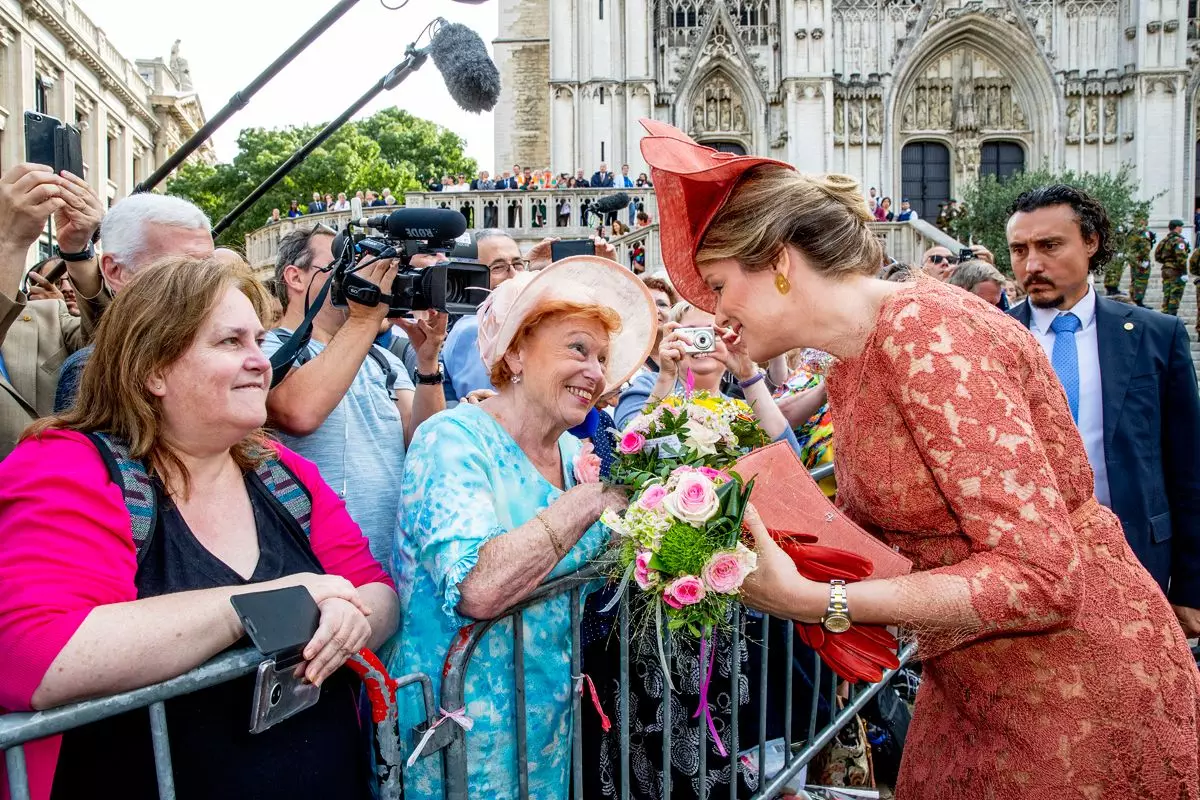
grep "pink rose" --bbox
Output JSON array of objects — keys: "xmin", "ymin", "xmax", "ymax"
[
  {"xmin": 619, "ymin": 430, "xmax": 646, "ymax": 455},
  {"xmin": 696, "ymin": 466, "xmax": 730, "ymax": 484},
  {"xmin": 634, "ymin": 550, "xmax": 658, "ymax": 590},
  {"xmin": 639, "ymin": 484, "xmax": 668, "ymax": 510},
  {"xmin": 573, "ymin": 442, "xmax": 602, "ymax": 484},
  {"xmin": 663, "ymin": 473, "xmax": 719, "ymax": 524},
  {"xmin": 702, "ymin": 551, "xmax": 749, "ymax": 594},
  {"xmin": 664, "ymin": 575, "xmax": 706, "ymax": 607}
]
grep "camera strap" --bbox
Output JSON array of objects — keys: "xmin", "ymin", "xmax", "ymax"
[{"xmin": 268, "ymin": 275, "xmax": 333, "ymax": 389}]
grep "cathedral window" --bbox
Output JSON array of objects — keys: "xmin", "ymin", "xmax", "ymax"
[{"xmin": 599, "ymin": 0, "xmax": 604, "ymax": 19}]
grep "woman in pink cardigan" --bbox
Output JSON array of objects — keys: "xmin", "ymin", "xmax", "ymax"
[{"xmin": 0, "ymin": 256, "xmax": 398, "ymax": 800}]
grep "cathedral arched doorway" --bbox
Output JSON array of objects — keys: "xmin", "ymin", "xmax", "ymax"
[
  {"xmin": 901, "ymin": 141, "xmax": 951, "ymax": 220},
  {"xmin": 708, "ymin": 141, "xmax": 747, "ymax": 155},
  {"xmin": 980, "ymin": 141, "xmax": 1025, "ymax": 181}
]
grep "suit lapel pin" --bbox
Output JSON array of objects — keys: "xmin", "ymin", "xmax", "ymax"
[{"xmin": 1123, "ymin": 322, "xmax": 1135, "ymax": 331}]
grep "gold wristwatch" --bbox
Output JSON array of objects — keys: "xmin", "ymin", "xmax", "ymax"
[{"xmin": 820, "ymin": 579, "xmax": 852, "ymax": 633}]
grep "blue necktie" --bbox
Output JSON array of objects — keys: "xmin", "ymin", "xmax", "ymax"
[{"xmin": 1050, "ymin": 312, "xmax": 1082, "ymax": 422}]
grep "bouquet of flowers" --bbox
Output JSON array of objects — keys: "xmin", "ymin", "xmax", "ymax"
[
  {"xmin": 600, "ymin": 464, "xmax": 756, "ymax": 640},
  {"xmin": 610, "ymin": 388, "xmax": 768, "ymax": 488}
]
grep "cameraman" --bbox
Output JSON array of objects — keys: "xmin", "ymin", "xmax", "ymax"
[{"xmin": 264, "ymin": 226, "xmax": 447, "ymax": 566}]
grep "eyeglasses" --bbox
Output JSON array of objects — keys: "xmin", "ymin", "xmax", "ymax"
[{"xmin": 489, "ymin": 259, "xmax": 529, "ymax": 275}]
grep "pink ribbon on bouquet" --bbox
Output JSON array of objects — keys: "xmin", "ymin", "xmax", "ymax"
[
  {"xmin": 692, "ymin": 636, "xmax": 727, "ymax": 757},
  {"xmin": 406, "ymin": 707, "xmax": 474, "ymax": 767}
]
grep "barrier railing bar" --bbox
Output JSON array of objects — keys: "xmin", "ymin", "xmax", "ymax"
[
  {"xmin": 728, "ymin": 604, "xmax": 740, "ymax": 800},
  {"xmin": 808, "ymin": 651, "xmax": 821, "ymax": 743},
  {"xmin": 755, "ymin": 643, "xmax": 917, "ymax": 800},
  {"xmin": 757, "ymin": 614, "xmax": 770, "ymax": 792},
  {"xmin": 784, "ymin": 624, "xmax": 794, "ymax": 766},
  {"xmin": 148, "ymin": 701, "xmax": 176, "ymax": 799},
  {"xmin": 571, "ymin": 589, "xmax": 583, "ymax": 800},
  {"xmin": 809, "ymin": 463, "xmax": 835, "ymax": 482},
  {"xmin": 5, "ymin": 745, "xmax": 29, "ymax": 800},
  {"xmin": 513, "ymin": 611, "xmax": 530, "ymax": 799},
  {"xmin": 619, "ymin": 594, "xmax": 630, "ymax": 800},
  {"xmin": 661, "ymin": 620, "xmax": 671, "ymax": 800},
  {"xmin": 0, "ymin": 648, "xmax": 263, "ymax": 748}
]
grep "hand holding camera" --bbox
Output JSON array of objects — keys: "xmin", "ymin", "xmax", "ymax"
[{"xmin": 344, "ymin": 257, "xmax": 398, "ymax": 325}]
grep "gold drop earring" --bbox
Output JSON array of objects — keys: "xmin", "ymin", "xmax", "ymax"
[{"xmin": 774, "ymin": 272, "xmax": 791, "ymax": 295}]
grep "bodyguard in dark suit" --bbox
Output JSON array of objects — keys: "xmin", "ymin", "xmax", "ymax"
[{"xmin": 1005, "ymin": 184, "xmax": 1200, "ymax": 636}]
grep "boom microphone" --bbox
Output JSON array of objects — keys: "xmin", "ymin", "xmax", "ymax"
[
  {"xmin": 590, "ymin": 192, "xmax": 632, "ymax": 215},
  {"xmin": 428, "ymin": 22, "xmax": 501, "ymax": 113},
  {"xmin": 355, "ymin": 208, "xmax": 468, "ymax": 241}
]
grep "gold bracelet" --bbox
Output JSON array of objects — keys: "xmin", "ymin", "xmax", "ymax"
[{"xmin": 535, "ymin": 512, "xmax": 567, "ymax": 559}]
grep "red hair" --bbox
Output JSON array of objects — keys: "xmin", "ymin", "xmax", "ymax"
[{"xmin": 490, "ymin": 299, "xmax": 622, "ymax": 387}]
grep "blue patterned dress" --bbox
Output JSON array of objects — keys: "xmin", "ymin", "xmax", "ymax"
[{"xmin": 386, "ymin": 403, "xmax": 607, "ymax": 799}]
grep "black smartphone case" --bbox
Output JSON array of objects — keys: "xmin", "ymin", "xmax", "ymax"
[{"xmin": 230, "ymin": 586, "xmax": 321, "ymax": 667}]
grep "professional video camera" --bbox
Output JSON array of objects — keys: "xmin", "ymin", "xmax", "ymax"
[{"xmin": 328, "ymin": 207, "xmax": 490, "ymax": 317}]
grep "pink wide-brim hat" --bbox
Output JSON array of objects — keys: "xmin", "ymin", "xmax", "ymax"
[
  {"xmin": 638, "ymin": 118, "xmax": 795, "ymax": 313},
  {"xmin": 477, "ymin": 256, "xmax": 658, "ymax": 393}
]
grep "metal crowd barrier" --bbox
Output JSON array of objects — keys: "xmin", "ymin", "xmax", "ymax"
[
  {"xmin": 423, "ymin": 566, "xmax": 915, "ymax": 800},
  {"xmin": 0, "ymin": 648, "xmax": 435, "ymax": 800},
  {"xmin": 2, "ymin": 459, "xmax": 914, "ymax": 800}
]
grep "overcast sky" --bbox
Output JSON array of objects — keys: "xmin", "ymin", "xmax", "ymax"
[{"xmin": 83, "ymin": 0, "xmax": 499, "ymax": 167}]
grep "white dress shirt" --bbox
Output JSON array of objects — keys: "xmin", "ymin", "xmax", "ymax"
[{"xmin": 1028, "ymin": 285, "xmax": 1111, "ymax": 506}]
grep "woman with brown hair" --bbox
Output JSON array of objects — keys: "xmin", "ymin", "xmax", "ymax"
[
  {"xmin": 0, "ymin": 256, "xmax": 398, "ymax": 800},
  {"xmin": 640, "ymin": 119, "xmax": 1199, "ymax": 798}
]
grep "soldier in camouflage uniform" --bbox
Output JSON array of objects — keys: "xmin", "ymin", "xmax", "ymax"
[
  {"xmin": 1111, "ymin": 212, "xmax": 1154, "ymax": 305},
  {"xmin": 1190, "ymin": 238, "xmax": 1200, "ymax": 334},
  {"xmin": 1154, "ymin": 219, "xmax": 1190, "ymax": 316}
]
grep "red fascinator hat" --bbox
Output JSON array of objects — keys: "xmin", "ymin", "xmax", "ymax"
[{"xmin": 638, "ymin": 119, "xmax": 795, "ymax": 313}]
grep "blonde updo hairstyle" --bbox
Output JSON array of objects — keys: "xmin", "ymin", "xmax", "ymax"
[{"xmin": 696, "ymin": 166, "xmax": 884, "ymax": 279}]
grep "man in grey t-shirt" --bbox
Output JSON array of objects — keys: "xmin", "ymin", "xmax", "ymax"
[{"xmin": 264, "ymin": 225, "xmax": 447, "ymax": 566}]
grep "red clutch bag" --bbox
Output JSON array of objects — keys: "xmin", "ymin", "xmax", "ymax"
[{"xmin": 733, "ymin": 442, "xmax": 912, "ymax": 580}]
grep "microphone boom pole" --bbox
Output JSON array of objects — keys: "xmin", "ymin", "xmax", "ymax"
[
  {"xmin": 135, "ymin": 0, "xmax": 363, "ymax": 195},
  {"xmin": 212, "ymin": 48, "xmax": 429, "ymax": 236}
]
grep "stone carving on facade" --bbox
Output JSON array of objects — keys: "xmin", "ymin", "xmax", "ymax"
[
  {"xmin": 1084, "ymin": 95, "xmax": 1099, "ymax": 142},
  {"xmin": 1065, "ymin": 97, "xmax": 1081, "ymax": 143},
  {"xmin": 1103, "ymin": 96, "xmax": 1117, "ymax": 143},
  {"xmin": 848, "ymin": 98, "xmax": 863, "ymax": 144},
  {"xmin": 691, "ymin": 73, "xmax": 749, "ymax": 135},
  {"xmin": 866, "ymin": 98, "xmax": 882, "ymax": 143},
  {"xmin": 169, "ymin": 40, "xmax": 193, "ymax": 92},
  {"xmin": 956, "ymin": 137, "xmax": 982, "ymax": 177},
  {"xmin": 0, "ymin": 23, "xmax": 15, "ymax": 48},
  {"xmin": 833, "ymin": 96, "xmax": 845, "ymax": 143},
  {"xmin": 34, "ymin": 52, "xmax": 58, "ymax": 87},
  {"xmin": 952, "ymin": 52, "xmax": 978, "ymax": 132},
  {"xmin": 928, "ymin": 0, "xmax": 1021, "ymax": 28}
]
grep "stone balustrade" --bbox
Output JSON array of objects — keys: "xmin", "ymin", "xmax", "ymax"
[{"xmin": 243, "ymin": 188, "xmax": 959, "ymax": 278}]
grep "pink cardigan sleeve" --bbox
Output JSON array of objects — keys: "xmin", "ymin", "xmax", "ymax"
[
  {"xmin": 0, "ymin": 430, "xmax": 138, "ymax": 712},
  {"xmin": 274, "ymin": 444, "xmax": 393, "ymax": 590}
]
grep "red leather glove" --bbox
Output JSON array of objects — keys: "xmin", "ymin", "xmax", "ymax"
[{"xmin": 770, "ymin": 528, "xmax": 901, "ymax": 683}]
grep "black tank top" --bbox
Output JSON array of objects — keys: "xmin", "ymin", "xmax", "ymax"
[{"xmin": 50, "ymin": 473, "xmax": 370, "ymax": 800}]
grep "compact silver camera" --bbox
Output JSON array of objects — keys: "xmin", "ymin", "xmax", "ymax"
[{"xmin": 678, "ymin": 326, "xmax": 716, "ymax": 354}]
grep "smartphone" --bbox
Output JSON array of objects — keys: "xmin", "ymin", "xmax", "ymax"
[
  {"xmin": 248, "ymin": 657, "xmax": 321, "ymax": 734},
  {"xmin": 958, "ymin": 248, "xmax": 974, "ymax": 263},
  {"xmin": 25, "ymin": 111, "xmax": 59, "ymax": 169},
  {"xmin": 55, "ymin": 124, "xmax": 83, "ymax": 178},
  {"xmin": 550, "ymin": 238, "xmax": 594, "ymax": 262}
]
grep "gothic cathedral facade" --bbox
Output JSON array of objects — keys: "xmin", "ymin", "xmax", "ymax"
[{"xmin": 493, "ymin": 0, "xmax": 1199, "ymax": 223}]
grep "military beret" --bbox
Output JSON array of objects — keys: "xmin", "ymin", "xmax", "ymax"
[{"xmin": 1169, "ymin": 219, "xmax": 1185, "ymax": 228}]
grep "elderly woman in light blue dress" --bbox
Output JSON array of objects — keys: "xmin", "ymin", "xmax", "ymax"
[{"xmin": 387, "ymin": 256, "xmax": 657, "ymax": 799}]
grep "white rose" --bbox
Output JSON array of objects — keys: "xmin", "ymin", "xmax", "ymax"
[{"xmin": 683, "ymin": 418, "xmax": 722, "ymax": 457}]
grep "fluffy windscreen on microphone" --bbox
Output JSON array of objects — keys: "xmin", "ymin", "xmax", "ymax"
[
  {"xmin": 429, "ymin": 23, "xmax": 501, "ymax": 113},
  {"xmin": 590, "ymin": 192, "xmax": 632, "ymax": 215}
]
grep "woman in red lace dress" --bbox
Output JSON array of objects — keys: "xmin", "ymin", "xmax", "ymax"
[{"xmin": 640, "ymin": 119, "xmax": 1200, "ymax": 799}]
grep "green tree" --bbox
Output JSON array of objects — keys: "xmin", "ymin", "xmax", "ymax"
[
  {"xmin": 166, "ymin": 108, "xmax": 477, "ymax": 249},
  {"xmin": 949, "ymin": 164, "xmax": 1154, "ymax": 274}
]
